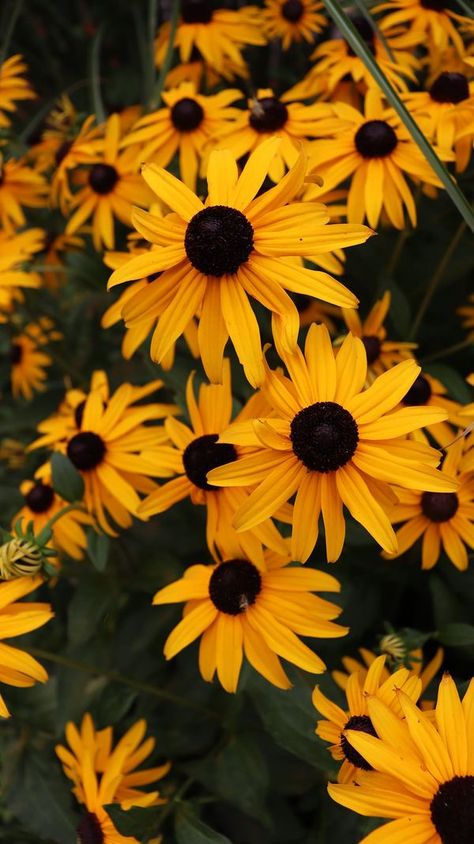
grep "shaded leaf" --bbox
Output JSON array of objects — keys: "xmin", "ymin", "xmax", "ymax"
[{"xmin": 51, "ymin": 452, "xmax": 84, "ymax": 503}]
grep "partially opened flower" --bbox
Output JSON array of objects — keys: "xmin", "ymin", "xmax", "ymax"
[
  {"xmin": 0, "ymin": 576, "xmax": 53, "ymax": 717},
  {"xmin": 328, "ymin": 673, "xmax": 474, "ymax": 844},
  {"xmin": 262, "ymin": 0, "xmax": 325, "ymax": 49},
  {"xmin": 57, "ymin": 714, "xmax": 169, "ymax": 843},
  {"xmin": 313, "ymin": 654, "xmax": 422, "ymax": 783},
  {"xmin": 0, "ymin": 54, "xmax": 35, "ymax": 128},
  {"xmin": 208, "ymin": 324, "xmax": 455, "ymax": 563},
  {"xmin": 376, "ymin": 0, "xmax": 472, "ymax": 55},
  {"xmin": 139, "ymin": 361, "xmax": 287, "ymax": 568},
  {"xmin": 123, "ymin": 82, "xmax": 242, "ymax": 190},
  {"xmin": 309, "ymin": 90, "xmax": 447, "ymax": 229},
  {"xmin": 108, "ymin": 137, "xmax": 372, "ymax": 387},
  {"xmin": 386, "ymin": 436, "xmax": 474, "ymax": 571},
  {"xmin": 153, "ymin": 549, "xmax": 347, "ymax": 693}
]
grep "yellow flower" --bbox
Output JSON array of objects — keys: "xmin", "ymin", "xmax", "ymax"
[
  {"xmin": 376, "ymin": 0, "xmax": 472, "ymax": 55},
  {"xmin": 123, "ymin": 82, "xmax": 243, "ymax": 190},
  {"xmin": 313, "ymin": 654, "xmax": 422, "ymax": 783},
  {"xmin": 57, "ymin": 714, "xmax": 170, "ymax": 843},
  {"xmin": 207, "ymin": 324, "xmax": 455, "ymax": 563},
  {"xmin": 154, "ymin": 548, "xmax": 347, "ymax": 693},
  {"xmin": 0, "ymin": 54, "xmax": 35, "ymax": 128},
  {"xmin": 0, "ymin": 576, "xmax": 53, "ymax": 718},
  {"xmin": 154, "ymin": 1, "xmax": 265, "ymax": 79},
  {"xmin": 138, "ymin": 361, "xmax": 288, "ymax": 567},
  {"xmin": 49, "ymin": 112, "xmax": 103, "ymax": 212},
  {"xmin": 458, "ymin": 292, "xmax": 474, "ymax": 341},
  {"xmin": 42, "ymin": 230, "xmax": 86, "ymax": 289},
  {"xmin": 399, "ymin": 371, "xmax": 465, "ymax": 447},
  {"xmin": 65, "ymin": 113, "xmax": 152, "ymax": 250},
  {"xmin": 386, "ymin": 437, "xmax": 474, "ymax": 570},
  {"xmin": 309, "ymin": 89, "xmax": 448, "ymax": 229},
  {"xmin": 262, "ymin": 0, "xmax": 325, "ymax": 49},
  {"xmin": 0, "ymin": 154, "xmax": 49, "ymax": 230},
  {"xmin": 108, "ymin": 137, "xmax": 371, "ymax": 387},
  {"xmin": 9, "ymin": 319, "xmax": 60, "ymax": 401},
  {"xmin": 328, "ymin": 673, "xmax": 474, "ymax": 844}
]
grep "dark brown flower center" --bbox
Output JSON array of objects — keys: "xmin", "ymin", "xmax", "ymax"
[
  {"xmin": 355, "ymin": 120, "xmax": 398, "ymax": 158},
  {"xmin": 209, "ymin": 559, "xmax": 262, "ymax": 615},
  {"xmin": 89, "ymin": 164, "xmax": 119, "ymax": 195},
  {"xmin": 67, "ymin": 431, "xmax": 106, "ymax": 471},
  {"xmin": 401, "ymin": 374, "xmax": 432, "ymax": 406},
  {"xmin": 430, "ymin": 72, "xmax": 470, "ymax": 104},
  {"xmin": 281, "ymin": 0, "xmax": 304, "ymax": 23},
  {"xmin": 181, "ymin": 0, "xmax": 214, "ymax": 24},
  {"xmin": 74, "ymin": 400, "xmax": 86, "ymax": 429},
  {"xmin": 421, "ymin": 492, "xmax": 459, "ymax": 523},
  {"xmin": 340, "ymin": 714, "xmax": 377, "ymax": 770},
  {"xmin": 184, "ymin": 206, "xmax": 254, "ymax": 276},
  {"xmin": 430, "ymin": 776, "xmax": 474, "ymax": 844},
  {"xmin": 182, "ymin": 433, "xmax": 237, "ymax": 490},
  {"xmin": 171, "ymin": 97, "xmax": 204, "ymax": 132},
  {"xmin": 362, "ymin": 335, "xmax": 382, "ymax": 365},
  {"xmin": 290, "ymin": 401, "xmax": 359, "ymax": 472},
  {"xmin": 77, "ymin": 812, "xmax": 104, "ymax": 844},
  {"xmin": 249, "ymin": 97, "xmax": 289, "ymax": 133},
  {"xmin": 9, "ymin": 343, "xmax": 22, "ymax": 365},
  {"xmin": 25, "ymin": 482, "xmax": 55, "ymax": 514}
]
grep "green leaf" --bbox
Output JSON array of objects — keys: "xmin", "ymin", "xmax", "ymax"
[
  {"xmin": 105, "ymin": 804, "xmax": 161, "ymax": 838},
  {"xmin": 68, "ymin": 572, "xmax": 113, "ymax": 645},
  {"xmin": 424, "ymin": 363, "xmax": 472, "ymax": 404},
  {"xmin": 50, "ymin": 452, "xmax": 84, "ymax": 503},
  {"xmin": 175, "ymin": 807, "xmax": 232, "ymax": 844},
  {"xmin": 438, "ymin": 623, "xmax": 474, "ymax": 647},
  {"xmin": 87, "ymin": 529, "xmax": 110, "ymax": 571}
]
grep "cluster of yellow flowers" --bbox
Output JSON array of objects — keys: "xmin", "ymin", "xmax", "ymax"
[{"xmin": 0, "ymin": 1, "xmax": 473, "ymax": 842}]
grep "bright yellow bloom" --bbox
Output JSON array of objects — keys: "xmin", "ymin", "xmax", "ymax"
[
  {"xmin": 0, "ymin": 576, "xmax": 53, "ymax": 718},
  {"xmin": 262, "ymin": 0, "xmax": 325, "ymax": 49},
  {"xmin": 154, "ymin": 548, "xmax": 347, "ymax": 693},
  {"xmin": 386, "ymin": 437, "xmax": 474, "ymax": 571},
  {"xmin": 399, "ymin": 371, "xmax": 465, "ymax": 447},
  {"xmin": 0, "ymin": 54, "xmax": 35, "ymax": 128},
  {"xmin": 328, "ymin": 673, "xmax": 474, "ymax": 844},
  {"xmin": 57, "ymin": 714, "xmax": 169, "ymax": 843},
  {"xmin": 458, "ymin": 293, "xmax": 474, "ymax": 341},
  {"xmin": 108, "ymin": 137, "xmax": 371, "ymax": 387},
  {"xmin": 208, "ymin": 324, "xmax": 455, "ymax": 563},
  {"xmin": 309, "ymin": 90, "xmax": 447, "ymax": 229},
  {"xmin": 313, "ymin": 654, "xmax": 422, "ymax": 783},
  {"xmin": 49, "ymin": 112, "xmax": 103, "ymax": 212},
  {"xmin": 9, "ymin": 318, "xmax": 60, "ymax": 401},
  {"xmin": 376, "ymin": 0, "xmax": 472, "ymax": 55},
  {"xmin": 0, "ymin": 154, "xmax": 49, "ymax": 230}
]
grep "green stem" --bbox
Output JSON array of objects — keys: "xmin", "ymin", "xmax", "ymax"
[
  {"xmin": 28, "ymin": 646, "xmax": 219, "ymax": 719},
  {"xmin": 408, "ymin": 221, "xmax": 466, "ymax": 340},
  {"xmin": 321, "ymin": 0, "xmax": 474, "ymax": 232},
  {"xmin": 145, "ymin": 0, "xmax": 158, "ymax": 108},
  {"xmin": 150, "ymin": 0, "xmax": 181, "ymax": 109},
  {"xmin": 0, "ymin": 0, "xmax": 23, "ymax": 65},
  {"xmin": 350, "ymin": 0, "xmax": 395, "ymax": 62},
  {"xmin": 36, "ymin": 502, "xmax": 85, "ymax": 544},
  {"xmin": 90, "ymin": 26, "xmax": 106, "ymax": 124},
  {"xmin": 151, "ymin": 777, "xmax": 194, "ymax": 838},
  {"xmin": 384, "ymin": 228, "xmax": 410, "ymax": 279},
  {"xmin": 421, "ymin": 337, "xmax": 473, "ymax": 364}
]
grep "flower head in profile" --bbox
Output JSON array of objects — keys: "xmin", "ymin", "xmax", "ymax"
[
  {"xmin": 0, "ymin": 576, "xmax": 53, "ymax": 717},
  {"xmin": 309, "ymin": 90, "xmax": 447, "ymax": 229},
  {"xmin": 56, "ymin": 714, "xmax": 169, "ymax": 843},
  {"xmin": 8, "ymin": 318, "xmax": 60, "ymax": 401},
  {"xmin": 153, "ymin": 548, "xmax": 347, "ymax": 693},
  {"xmin": 386, "ymin": 436, "xmax": 474, "ymax": 571},
  {"xmin": 313, "ymin": 654, "xmax": 422, "ymax": 783},
  {"xmin": 0, "ymin": 54, "xmax": 35, "ymax": 128},
  {"xmin": 262, "ymin": 0, "xmax": 325, "ymax": 50},
  {"xmin": 208, "ymin": 323, "xmax": 455, "ymax": 563},
  {"xmin": 108, "ymin": 137, "xmax": 372, "ymax": 387},
  {"xmin": 328, "ymin": 673, "xmax": 474, "ymax": 844}
]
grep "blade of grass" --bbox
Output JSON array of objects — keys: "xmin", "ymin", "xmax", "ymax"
[
  {"xmin": 145, "ymin": 0, "xmax": 158, "ymax": 108},
  {"xmin": 453, "ymin": 0, "xmax": 473, "ymax": 19},
  {"xmin": 89, "ymin": 25, "xmax": 106, "ymax": 124},
  {"xmin": 322, "ymin": 0, "xmax": 474, "ymax": 233},
  {"xmin": 150, "ymin": 0, "xmax": 181, "ymax": 109}
]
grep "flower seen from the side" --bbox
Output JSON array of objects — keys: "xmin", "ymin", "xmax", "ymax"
[{"xmin": 8, "ymin": 318, "xmax": 60, "ymax": 400}]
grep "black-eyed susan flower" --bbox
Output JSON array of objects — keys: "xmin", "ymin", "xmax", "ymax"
[
  {"xmin": 108, "ymin": 138, "xmax": 372, "ymax": 387},
  {"xmin": 376, "ymin": 0, "xmax": 472, "ymax": 55},
  {"xmin": 215, "ymin": 88, "xmax": 337, "ymax": 183},
  {"xmin": 56, "ymin": 714, "xmax": 169, "ymax": 843},
  {"xmin": 339, "ymin": 291, "xmax": 417, "ymax": 380},
  {"xmin": 0, "ymin": 227, "xmax": 44, "ymax": 294},
  {"xmin": 400, "ymin": 371, "xmax": 465, "ymax": 447},
  {"xmin": 14, "ymin": 474, "xmax": 91, "ymax": 561},
  {"xmin": 155, "ymin": 0, "xmax": 265, "ymax": 79},
  {"xmin": 403, "ymin": 71, "xmax": 474, "ymax": 171},
  {"xmin": 0, "ymin": 54, "xmax": 35, "ymax": 128},
  {"xmin": 0, "ymin": 576, "xmax": 53, "ymax": 718},
  {"xmin": 65, "ymin": 113, "xmax": 152, "ymax": 251},
  {"xmin": 49, "ymin": 112, "xmax": 103, "ymax": 212},
  {"xmin": 313, "ymin": 654, "xmax": 422, "ymax": 783},
  {"xmin": 262, "ymin": 0, "xmax": 325, "ymax": 49},
  {"xmin": 309, "ymin": 90, "xmax": 446, "ymax": 229},
  {"xmin": 123, "ymin": 82, "xmax": 242, "ymax": 190},
  {"xmin": 207, "ymin": 324, "xmax": 456, "ymax": 563},
  {"xmin": 9, "ymin": 318, "xmax": 60, "ymax": 401},
  {"xmin": 139, "ymin": 362, "xmax": 287, "ymax": 568},
  {"xmin": 42, "ymin": 230, "xmax": 86, "ymax": 289},
  {"xmin": 283, "ymin": 13, "xmax": 419, "ymax": 102},
  {"xmin": 31, "ymin": 376, "xmax": 179, "ymax": 535},
  {"xmin": 328, "ymin": 673, "xmax": 474, "ymax": 844},
  {"xmin": 386, "ymin": 437, "xmax": 474, "ymax": 571},
  {"xmin": 0, "ymin": 153, "xmax": 49, "ymax": 230},
  {"xmin": 154, "ymin": 548, "xmax": 347, "ymax": 693},
  {"xmin": 458, "ymin": 293, "xmax": 474, "ymax": 341}
]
